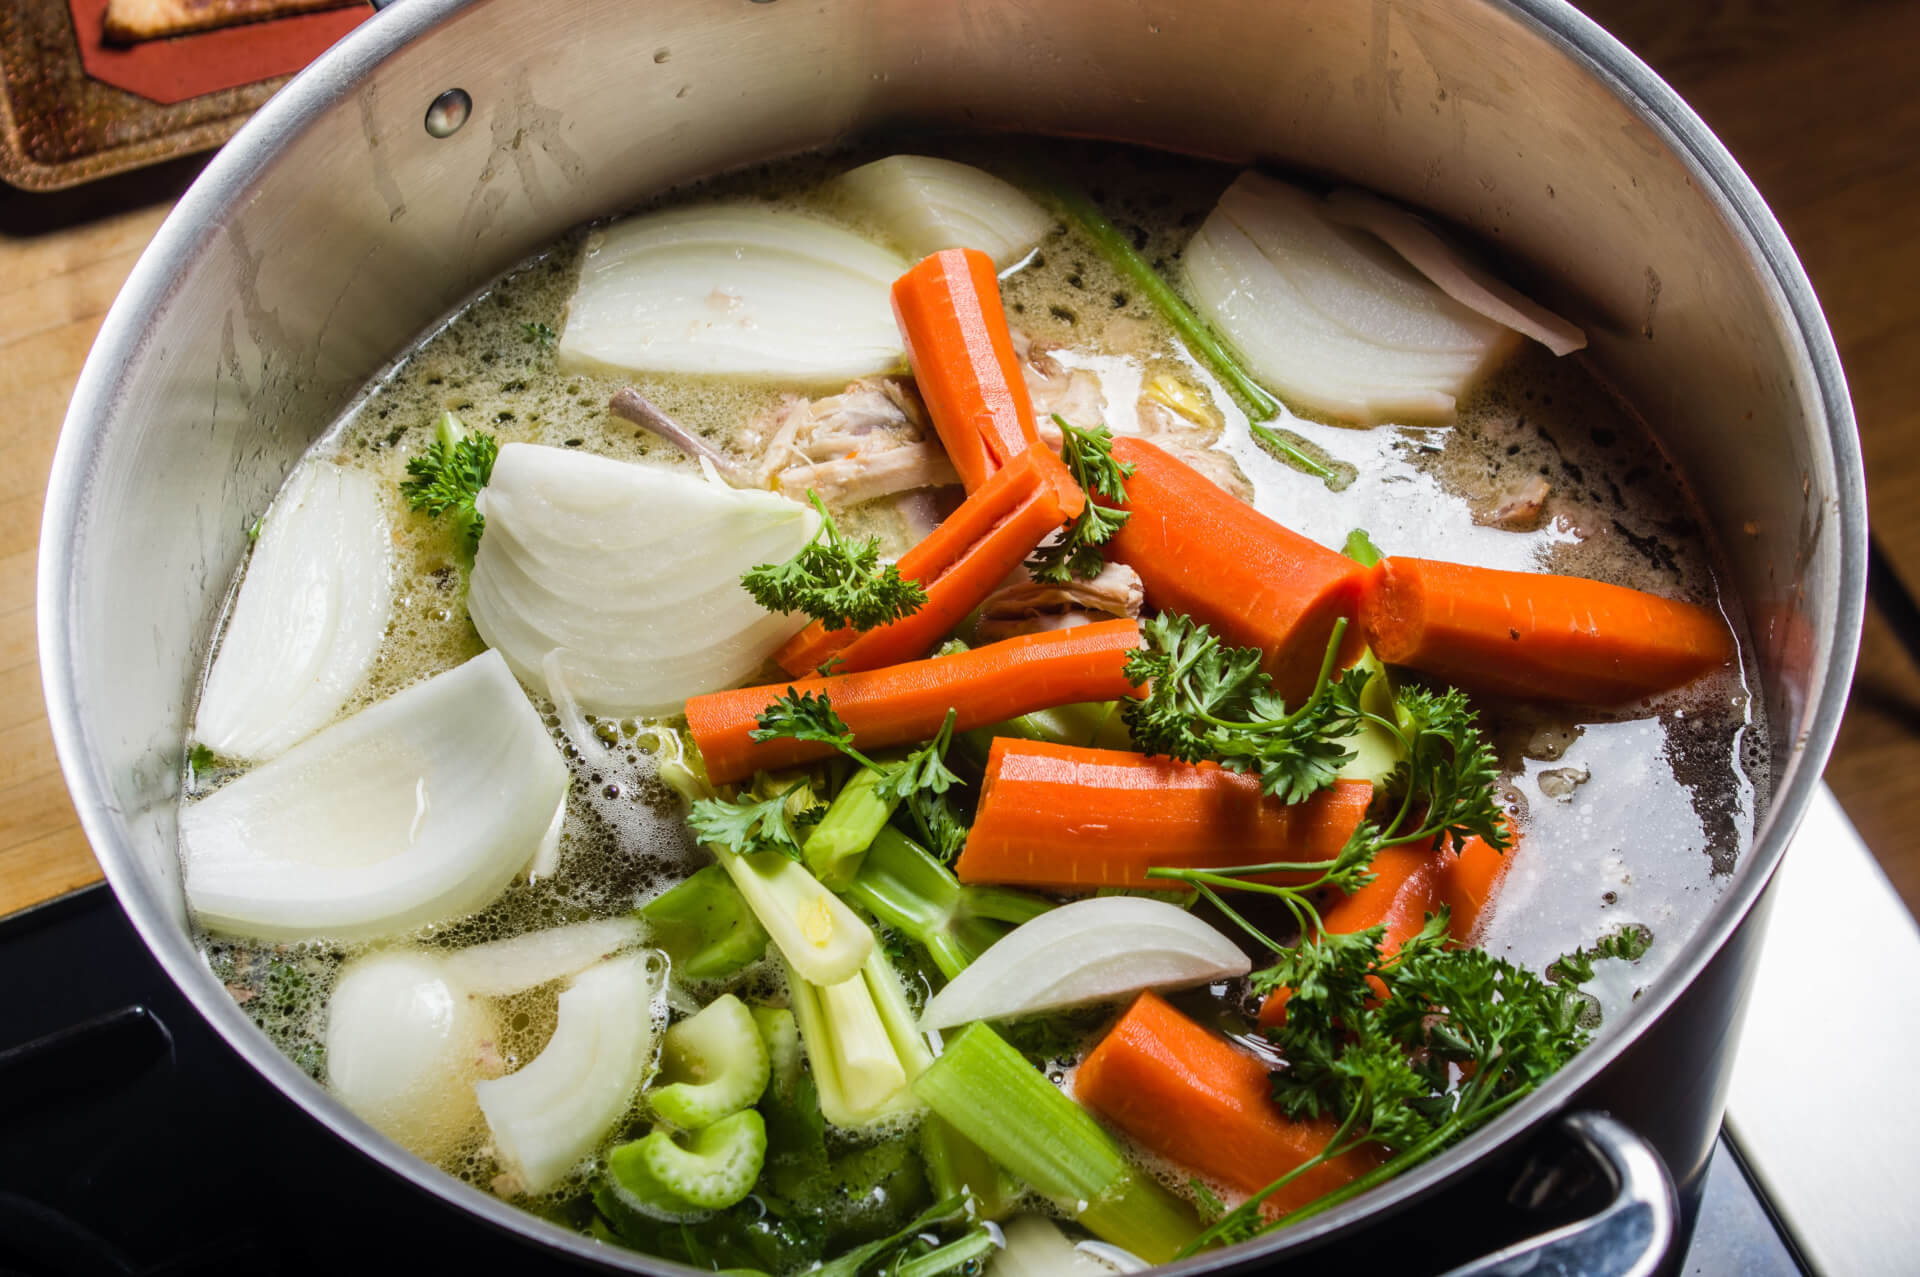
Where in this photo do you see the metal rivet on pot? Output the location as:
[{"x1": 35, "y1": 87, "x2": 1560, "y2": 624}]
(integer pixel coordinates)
[{"x1": 424, "y1": 88, "x2": 472, "y2": 138}]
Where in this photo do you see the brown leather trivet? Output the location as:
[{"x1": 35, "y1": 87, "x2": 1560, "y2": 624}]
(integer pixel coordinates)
[{"x1": 70, "y1": 0, "x2": 369, "y2": 105}]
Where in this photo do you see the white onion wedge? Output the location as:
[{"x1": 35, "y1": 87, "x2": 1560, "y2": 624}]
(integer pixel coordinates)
[
  {"x1": 181, "y1": 650, "x2": 570, "y2": 942},
  {"x1": 468, "y1": 443, "x2": 818, "y2": 717},
  {"x1": 326, "y1": 951, "x2": 498, "y2": 1161},
  {"x1": 1183, "y1": 172, "x2": 1517, "y2": 423},
  {"x1": 1323, "y1": 187, "x2": 1587, "y2": 356},
  {"x1": 989, "y1": 1216, "x2": 1137, "y2": 1276},
  {"x1": 474, "y1": 953, "x2": 660, "y2": 1194},
  {"x1": 440, "y1": 917, "x2": 645, "y2": 997},
  {"x1": 193, "y1": 460, "x2": 392, "y2": 762},
  {"x1": 917, "y1": 898, "x2": 1249, "y2": 1031},
  {"x1": 558, "y1": 204, "x2": 908, "y2": 382},
  {"x1": 832, "y1": 155, "x2": 1051, "y2": 270}
]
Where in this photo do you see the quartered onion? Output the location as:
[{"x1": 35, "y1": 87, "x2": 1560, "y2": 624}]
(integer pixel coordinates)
[
  {"x1": 474, "y1": 952, "x2": 661, "y2": 1195},
  {"x1": 467, "y1": 443, "x2": 818, "y2": 716},
  {"x1": 833, "y1": 155, "x2": 1051, "y2": 269},
  {"x1": 557, "y1": 204, "x2": 909, "y2": 382},
  {"x1": 1323, "y1": 187, "x2": 1587, "y2": 356},
  {"x1": 180, "y1": 649, "x2": 569, "y2": 942},
  {"x1": 1182, "y1": 171, "x2": 1517, "y2": 423},
  {"x1": 193, "y1": 460, "x2": 392, "y2": 762},
  {"x1": 917, "y1": 898, "x2": 1250, "y2": 1031},
  {"x1": 326, "y1": 951, "x2": 498, "y2": 1161}
]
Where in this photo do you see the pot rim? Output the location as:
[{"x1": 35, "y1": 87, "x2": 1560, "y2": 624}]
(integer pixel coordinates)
[{"x1": 36, "y1": 0, "x2": 1866, "y2": 1271}]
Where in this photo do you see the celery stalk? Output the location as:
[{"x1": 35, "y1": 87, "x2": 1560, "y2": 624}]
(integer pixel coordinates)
[
  {"x1": 912, "y1": 1023, "x2": 1201, "y2": 1263},
  {"x1": 785, "y1": 951, "x2": 930, "y2": 1128},
  {"x1": 920, "y1": 1114, "x2": 1020, "y2": 1220},
  {"x1": 801, "y1": 765, "x2": 898, "y2": 889},
  {"x1": 714, "y1": 845, "x2": 873, "y2": 986},
  {"x1": 639, "y1": 864, "x2": 768, "y2": 980},
  {"x1": 649, "y1": 994, "x2": 771, "y2": 1129},
  {"x1": 846, "y1": 828, "x2": 1053, "y2": 980}
]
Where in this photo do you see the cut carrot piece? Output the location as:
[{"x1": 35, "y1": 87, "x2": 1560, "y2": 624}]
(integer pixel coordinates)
[
  {"x1": 892, "y1": 248, "x2": 1042, "y2": 491},
  {"x1": 1076, "y1": 991, "x2": 1382, "y2": 1214},
  {"x1": 957, "y1": 739, "x2": 1371, "y2": 893},
  {"x1": 687, "y1": 619, "x2": 1143, "y2": 785},
  {"x1": 1105, "y1": 437, "x2": 1367, "y2": 705},
  {"x1": 775, "y1": 449, "x2": 1085, "y2": 677},
  {"x1": 1359, "y1": 556, "x2": 1735, "y2": 705},
  {"x1": 1257, "y1": 830, "x2": 1513, "y2": 1028}
]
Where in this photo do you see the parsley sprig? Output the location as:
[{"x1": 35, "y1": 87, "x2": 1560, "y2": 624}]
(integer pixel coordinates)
[
  {"x1": 749, "y1": 689, "x2": 969, "y2": 862},
  {"x1": 1123, "y1": 612, "x2": 1368, "y2": 804},
  {"x1": 686, "y1": 775, "x2": 825, "y2": 861},
  {"x1": 743, "y1": 491, "x2": 927, "y2": 632},
  {"x1": 1027, "y1": 417, "x2": 1135, "y2": 583},
  {"x1": 400, "y1": 412, "x2": 498, "y2": 555},
  {"x1": 1179, "y1": 914, "x2": 1646, "y2": 1254}
]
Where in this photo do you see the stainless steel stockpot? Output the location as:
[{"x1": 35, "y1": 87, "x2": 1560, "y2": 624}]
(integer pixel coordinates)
[{"x1": 37, "y1": 1, "x2": 1864, "y2": 1272}]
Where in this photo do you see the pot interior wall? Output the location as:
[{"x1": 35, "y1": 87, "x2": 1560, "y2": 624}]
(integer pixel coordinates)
[{"x1": 42, "y1": 0, "x2": 1856, "y2": 1269}]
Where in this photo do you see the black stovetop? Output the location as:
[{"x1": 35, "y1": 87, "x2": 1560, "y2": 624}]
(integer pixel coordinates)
[{"x1": 0, "y1": 887, "x2": 1805, "y2": 1277}]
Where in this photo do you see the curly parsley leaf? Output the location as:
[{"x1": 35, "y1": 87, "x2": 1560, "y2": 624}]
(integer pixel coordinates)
[
  {"x1": 686, "y1": 775, "x2": 822, "y2": 861},
  {"x1": 1385, "y1": 684, "x2": 1509, "y2": 854},
  {"x1": 743, "y1": 491, "x2": 927, "y2": 632},
  {"x1": 751, "y1": 688, "x2": 859, "y2": 755},
  {"x1": 1122, "y1": 612, "x2": 1365, "y2": 803},
  {"x1": 1027, "y1": 417, "x2": 1135, "y2": 584},
  {"x1": 400, "y1": 412, "x2": 498, "y2": 555}
]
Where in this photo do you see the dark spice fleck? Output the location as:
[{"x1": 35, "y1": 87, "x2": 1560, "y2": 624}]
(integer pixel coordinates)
[
  {"x1": 1048, "y1": 304, "x2": 1077, "y2": 325},
  {"x1": 1066, "y1": 273, "x2": 1084, "y2": 289},
  {"x1": 1111, "y1": 291, "x2": 1129, "y2": 309},
  {"x1": 564, "y1": 438, "x2": 585, "y2": 447}
]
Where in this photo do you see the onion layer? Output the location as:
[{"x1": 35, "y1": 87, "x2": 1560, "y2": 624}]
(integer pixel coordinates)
[
  {"x1": 917, "y1": 898, "x2": 1249, "y2": 1031},
  {"x1": 1183, "y1": 172, "x2": 1516, "y2": 423},
  {"x1": 475, "y1": 953, "x2": 661, "y2": 1195},
  {"x1": 326, "y1": 951, "x2": 498, "y2": 1162},
  {"x1": 1323, "y1": 187, "x2": 1587, "y2": 356},
  {"x1": 833, "y1": 155, "x2": 1051, "y2": 270},
  {"x1": 193, "y1": 460, "x2": 393, "y2": 762},
  {"x1": 558, "y1": 204, "x2": 909, "y2": 382},
  {"x1": 181, "y1": 649, "x2": 570, "y2": 942},
  {"x1": 468, "y1": 443, "x2": 818, "y2": 716}
]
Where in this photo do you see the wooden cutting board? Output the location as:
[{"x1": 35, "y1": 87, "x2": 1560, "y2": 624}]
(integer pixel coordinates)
[{"x1": 3, "y1": 0, "x2": 1918, "y2": 921}]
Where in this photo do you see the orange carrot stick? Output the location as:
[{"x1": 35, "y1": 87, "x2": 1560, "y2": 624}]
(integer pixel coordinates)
[
  {"x1": 1359, "y1": 556, "x2": 1735, "y2": 705},
  {"x1": 892, "y1": 248, "x2": 1042, "y2": 491},
  {"x1": 774, "y1": 449, "x2": 1085, "y2": 677},
  {"x1": 686, "y1": 619, "x2": 1143, "y2": 785},
  {"x1": 1076, "y1": 992, "x2": 1383, "y2": 1214},
  {"x1": 1105, "y1": 437, "x2": 1367, "y2": 705},
  {"x1": 956, "y1": 739, "x2": 1372, "y2": 892},
  {"x1": 1257, "y1": 831, "x2": 1513, "y2": 1028}
]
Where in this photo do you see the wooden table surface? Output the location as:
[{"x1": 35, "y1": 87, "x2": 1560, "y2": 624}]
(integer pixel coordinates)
[{"x1": 3, "y1": 0, "x2": 1917, "y2": 918}]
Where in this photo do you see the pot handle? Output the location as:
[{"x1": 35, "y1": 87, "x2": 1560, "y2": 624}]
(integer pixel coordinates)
[{"x1": 1438, "y1": 1112, "x2": 1678, "y2": 1277}]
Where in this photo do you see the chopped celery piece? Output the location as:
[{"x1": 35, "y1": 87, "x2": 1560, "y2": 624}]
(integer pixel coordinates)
[
  {"x1": 973, "y1": 700, "x2": 1132, "y2": 753},
  {"x1": 1335, "y1": 649, "x2": 1406, "y2": 785},
  {"x1": 894, "y1": 1226, "x2": 1000, "y2": 1277},
  {"x1": 605, "y1": 1139, "x2": 711, "y2": 1223},
  {"x1": 650, "y1": 994, "x2": 772, "y2": 1129},
  {"x1": 640, "y1": 864, "x2": 768, "y2": 980},
  {"x1": 787, "y1": 950, "x2": 932, "y2": 1128},
  {"x1": 753, "y1": 1004, "x2": 801, "y2": 1091},
  {"x1": 912, "y1": 1023, "x2": 1201, "y2": 1263},
  {"x1": 802, "y1": 765, "x2": 897, "y2": 889},
  {"x1": 715, "y1": 845, "x2": 874, "y2": 986},
  {"x1": 847, "y1": 829, "x2": 1053, "y2": 981},
  {"x1": 632, "y1": 1109, "x2": 768, "y2": 1210},
  {"x1": 921, "y1": 1113, "x2": 1020, "y2": 1220}
]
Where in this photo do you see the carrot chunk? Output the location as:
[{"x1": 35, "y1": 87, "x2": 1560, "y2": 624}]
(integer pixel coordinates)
[
  {"x1": 1105, "y1": 437, "x2": 1367, "y2": 704},
  {"x1": 891, "y1": 247, "x2": 1042, "y2": 491},
  {"x1": 1076, "y1": 992, "x2": 1382, "y2": 1214},
  {"x1": 957, "y1": 739, "x2": 1372, "y2": 892},
  {"x1": 686, "y1": 619, "x2": 1143, "y2": 785},
  {"x1": 774, "y1": 449, "x2": 1085, "y2": 677},
  {"x1": 1257, "y1": 831, "x2": 1513, "y2": 1028},
  {"x1": 1359, "y1": 556, "x2": 1735, "y2": 704}
]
